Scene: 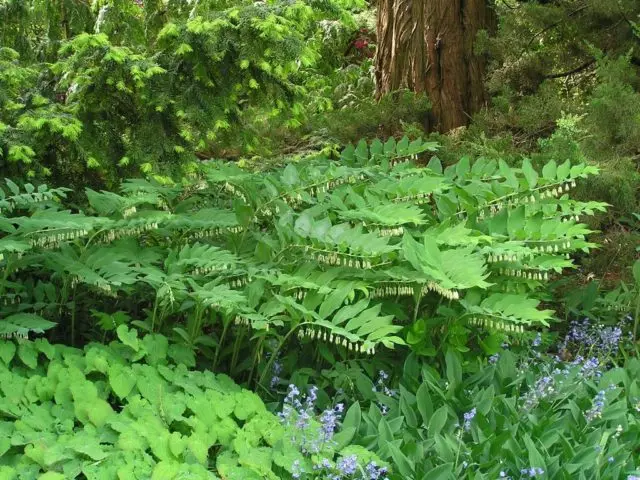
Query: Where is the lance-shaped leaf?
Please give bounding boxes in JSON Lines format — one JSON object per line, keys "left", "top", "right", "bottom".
{"left": 402, "top": 234, "right": 491, "bottom": 290}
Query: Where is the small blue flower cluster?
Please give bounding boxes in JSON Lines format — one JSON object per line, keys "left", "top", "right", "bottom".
{"left": 585, "top": 390, "right": 606, "bottom": 422}
{"left": 279, "top": 385, "right": 331, "bottom": 454}
{"left": 280, "top": 384, "right": 389, "bottom": 480}
{"left": 372, "top": 370, "right": 396, "bottom": 416}
{"left": 579, "top": 356, "right": 601, "bottom": 378}
{"left": 532, "top": 333, "right": 542, "bottom": 347}
{"left": 303, "top": 456, "right": 389, "bottom": 480}
{"left": 559, "top": 317, "right": 628, "bottom": 357}
{"left": 463, "top": 408, "right": 476, "bottom": 431}
{"left": 522, "top": 375, "right": 555, "bottom": 410}
{"left": 520, "top": 352, "right": 608, "bottom": 411}
{"left": 372, "top": 370, "right": 396, "bottom": 397}
{"left": 520, "top": 467, "right": 544, "bottom": 477}
{"left": 271, "top": 359, "right": 283, "bottom": 389}
{"left": 365, "top": 461, "right": 389, "bottom": 479}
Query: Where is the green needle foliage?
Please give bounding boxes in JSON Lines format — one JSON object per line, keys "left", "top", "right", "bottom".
{"left": 0, "top": 0, "right": 364, "bottom": 189}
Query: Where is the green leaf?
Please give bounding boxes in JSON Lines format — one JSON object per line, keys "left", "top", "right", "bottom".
{"left": 168, "top": 344, "right": 196, "bottom": 367}
{"left": 34, "top": 338, "right": 55, "bottom": 360}
{"left": 319, "top": 288, "right": 351, "bottom": 319}
{"left": 445, "top": 349, "right": 462, "bottom": 389}
{"left": 377, "top": 417, "right": 394, "bottom": 445}
{"left": 18, "top": 342, "right": 38, "bottom": 369}
{"left": 633, "top": 260, "right": 640, "bottom": 286}
{"left": 475, "top": 385, "right": 495, "bottom": 415}
{"left": 109, "top": 364, "right": 136, "bottom": 399}
{"left": 387, "top": 444, "right": 414, "bottom": 477}
{"left": 428, "top": 405, "right": 448, "bottom": 437}
{"left": 401, "top": 234, "right": 489, "bottom": 290}
{"left": 523, "top": 435, "right": 546, "bottom": 473}
{"left": 0, "top": 313, "right": 56, "bottom": 336}
{"left": 152, "top": 461, "right": 180, "bottom": 480}
{"left": 416, "top": 383, "right": 433, "bottom": 426}
{"left": 522, "top": 159, "right": 539, "bottom": 189}
{"left": 499, "top": 159, "right": 518, "bottom": 188}
{"left": 5, "top": 179, "right": 20, "bottom": 195}
{"left": 556, "top": 160, "right": 571, "bottom": 180}
{"left": 169, "top": 432, "right": 186, "bottom": 458}
{"left": 86, "top": 399, "right": 114, "bottom": 428}
{"left": 422, "top": 463, "right": 454, "bottom": 480}
{"left": 142, "top": 334, "right": 168, "bottom": 365}
{"left": 342, "top": 401, "right": 361, "bottom": 431}
{"left": 116, "top": 324, "right": 139, "bottom": 352}
{"left": 0, "top": 467, "right": 16, "bottom": 480}
{"left": 427, "top": 157, "right": 443, "bottom": 174}
{"left": 0, "top": 341, "right": 16, "bottom": 365}
{"left": 456, "top": 157, "right": 470, "bottom": 178}
{"left": 333, "top": 427, "right": 356, "bottom": 451}
{"left": 542, "top": 160, "right": 557, "bottom": 181}
{"left": 38, "top": 473, "right": 66, "bottom": 480}
{"left": 281, "top": 164, "right": 299, "bottom": 186}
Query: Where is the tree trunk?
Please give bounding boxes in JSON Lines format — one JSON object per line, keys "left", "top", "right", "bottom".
{"left": 375, "top": 0, "right": 495, "bottom": 132}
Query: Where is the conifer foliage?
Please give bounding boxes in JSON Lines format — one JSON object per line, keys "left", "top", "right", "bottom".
{"left": 0, "top": 0, "right": 357, "bottom": 187}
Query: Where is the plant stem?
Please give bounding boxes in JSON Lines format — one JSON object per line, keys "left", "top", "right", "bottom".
{"left": 151, "top": 297, "right": 159, "bottom": 332}
{"left": 213, "top": 316, "right": 230, "bottom": 371}
{"left": 230, "top": 327, "right": 245, "bottom": 374}
{"left": 70, "top": 284, "right": 77, "bottom": 346}
{"left": 257, "top": 321, "right": 311, "bottom": 387}
{"left": 247, "top": 337, "right": 264, "bottom": 385}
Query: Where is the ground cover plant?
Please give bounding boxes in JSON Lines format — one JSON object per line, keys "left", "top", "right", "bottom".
{"left": 0, "top": 0, "right": 639, "bottom": 479}
{"left": 0, "top": 332, "right": 387, "bottom": 479}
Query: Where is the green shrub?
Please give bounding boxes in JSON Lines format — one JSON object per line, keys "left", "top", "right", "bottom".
{"left": 0, "top": 138, "right": 605, "bottom": 386}
{"left": 0, "top": 0, "right": 362, "bottom": 188}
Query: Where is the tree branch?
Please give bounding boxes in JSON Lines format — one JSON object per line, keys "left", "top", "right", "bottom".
{"left": 543, "top": 59, "right": 595, "bottom": 79}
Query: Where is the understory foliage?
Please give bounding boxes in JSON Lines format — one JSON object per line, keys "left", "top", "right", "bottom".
{"left": 0, "top": 137, "right": 606, "bottom": 384}
{"left": 346, "top": 346, "right": 640, "bottom": 480}
{"left": 1, "top": 0, "right": 639, "bottom": 479}
{"left": 0, "top": 334, "right": 384, "bottom": 479}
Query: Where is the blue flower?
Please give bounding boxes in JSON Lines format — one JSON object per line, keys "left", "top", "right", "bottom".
{"left": 319, "top": 404, "right": 343, "bottom": 442}
{"left": 463, "top": 408, "right": 476, "bottom": 431}
{"left": 286, "top": 385, "right": 300, "bottom": 403}
{"left": 521, "top": 467, "right": 544, "bottom": 477}
{"left": 522, "top": 375, "right": 555, "bottom": 410}
{"left": 292, "top": 459, "right": 303, "bottom": 479}
{"left": 270, "top": 360, "right": 283, "bottom": 389}
{"left": 585, "top": 390, "right": 606, "bottom": 422}
{"left": 373, "top": 370, "right": 396, "bottom": 397}
{"left": 365, "top": 461, "right": 389, "bottom": 480}
{"left": 337, "top": 455, "right": 358, "bottom": 476}
{"left": 533, "top": 333, "right": 542, "bottom": 347}
{"left": 306, "top": 386, "right": 318, "bottom": 409}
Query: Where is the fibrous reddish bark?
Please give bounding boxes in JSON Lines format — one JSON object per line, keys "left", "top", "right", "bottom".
{"left": 375, "top": 0, "right": 495, "bottom": 132}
